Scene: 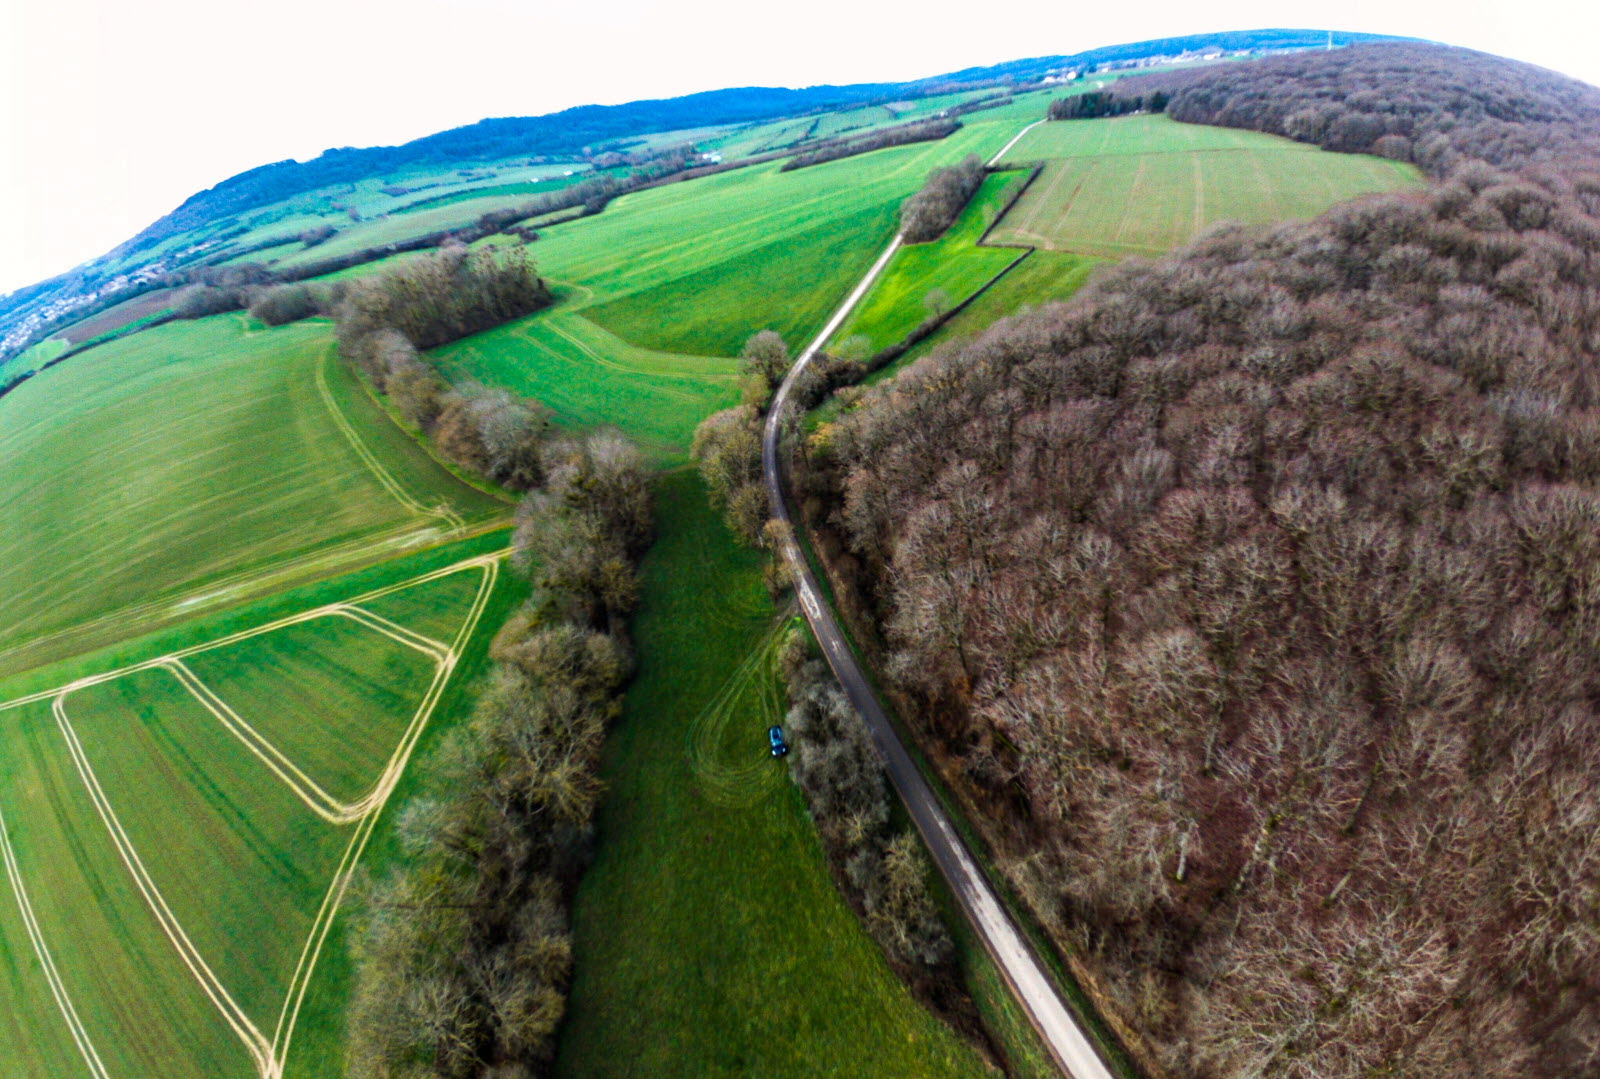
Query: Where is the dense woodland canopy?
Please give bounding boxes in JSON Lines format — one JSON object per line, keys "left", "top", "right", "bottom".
{"left": 817, "top": 42, "right": 1600, "bottom": 1078}
{"left": 1109, "top": 42, "right": 1600, "bottom": 173}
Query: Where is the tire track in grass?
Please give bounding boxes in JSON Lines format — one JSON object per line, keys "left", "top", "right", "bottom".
{"left": 0, "top": 807, "right": 111, "bottom": 1079}
{"left": 50, "top": 692, "right": 279, "bottom": 1078}
{"left": 685, "top": 619, "right": 787, "bottom": 809}
{"left": 0, "top": 554, "right": 502, "bottom": 1079}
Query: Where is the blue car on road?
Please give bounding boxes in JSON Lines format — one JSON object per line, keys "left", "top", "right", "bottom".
{"left": 768, "top": 725, "right": 789, "bottom": 758}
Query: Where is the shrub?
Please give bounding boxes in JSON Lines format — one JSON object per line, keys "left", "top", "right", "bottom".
{"left": 171, "top": 284, "right": 245, "bottom": 319}
{"left": 247, "top": 282, "right": 318, "bottom": 326}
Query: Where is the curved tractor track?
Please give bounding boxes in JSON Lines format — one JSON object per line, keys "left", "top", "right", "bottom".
{"left": 761, "top": 118, "right": 1115, "bottom": 1079}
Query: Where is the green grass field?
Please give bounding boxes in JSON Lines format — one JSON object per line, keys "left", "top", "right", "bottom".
{"left": 863, "top": 250, "right": 1099, "bottom": 387}
{"left": 0, "top": 315, "right": 505, "bottom": 677}
{"left": 586, "top": 198, "right": 901, "bottom": 357}
{"left": 0, "top": 538, "right": 510, "bottom": 1079}
{"left": 432, "top": 301, "right": 740, "bottom": 460}
{"left": 0, "top": 337, "right": 66, "bottom": 382}
{"left": 435, "top": 107, "right": 1059, "bottom": 467}
{"left": 552, "top": 109, "right": 1048, "bottom": 360}
{"left": 830, "top": 171, "right": 1025, "bottom": 354}
{"left": 554, "top": 472, "right": 990, "bottom": 1079}
{"left": 989, "top": 113, "right": 1424, "bottom": 257}
{"left": 0, "top": 93, "right": 1091, "bottom": 1079}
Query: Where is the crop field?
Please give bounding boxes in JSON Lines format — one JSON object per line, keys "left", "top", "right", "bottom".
{"left": 831, "top": 171, "right": 1025, "bottom": 354}
{"left": 586, "top": 199, "right": 901, "bottom": 357}
{"left": 555, "top": 472, "right": 989, "bottom": 1079}
{"left": 0, "top": 315, "right": 505, "bottom": 677}
{"left": 0, "top": 547, "right": 506, "bottom": 1079}
{"left": 49, "top": 288, "right": 176, "bottom": 345}
{"left": 269, "top": 195, "right": 537, "bottom": 268}
{"left": 553, "top": 114, "right": 1035, "bottom": 356}
{"left": 989, "top": 113, "right": 1425, "bottom": 257}
{"left": 0, "top": 337, "right": 66, "bottom": 382}
{"left": 704, "top": 116, "right": 817, "bottom": 159}
{"left": 433, "top": 303, "right": 739, "bottom": 460}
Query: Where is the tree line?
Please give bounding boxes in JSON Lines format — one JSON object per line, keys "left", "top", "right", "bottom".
{"left": 801, "top": 44, "right": 1600, "bottom": 1079}
{"left": 1048, "top": 89, "right": 1169, "bottom": 121}
{"left": 777, "top": 625, "right": 978, "bottom": 1032}
{"left": 335, "top": 246, "right": 555, "bottom": 488}
{"left": 900, "top": 154, "right": 987, "bottom": 243}
{"left": 349, "top": 432, "right": 653, "bottom": 1079}
{"left": 782, "top": 118, "right": 961, "bottom": 171}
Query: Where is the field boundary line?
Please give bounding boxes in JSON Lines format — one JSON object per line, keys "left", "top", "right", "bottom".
{"left": 271, "top": 557, "right": 500, "bottom": 1071}
{"left": 0, "top": 806, "right": 111, "bottom": 1079}
{"left": 0, "top": 553, "right": 504, "bottom": 715}
{"left": 316, "top": 347, "right": 466, "bottom": 533}
{"left": 50, "top": 692, "right": 279, "bottom": 1077}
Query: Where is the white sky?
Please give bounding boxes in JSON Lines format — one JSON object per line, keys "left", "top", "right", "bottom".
{"left": 3, "top": 0, "right": 1599, "bottom": 296}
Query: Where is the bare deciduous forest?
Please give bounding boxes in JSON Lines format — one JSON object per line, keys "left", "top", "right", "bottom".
{"left": 1110, "top": 41, "right": 1600, "bottom": 173}
{"left": 901, "top": 155, "right": 988, "bottom": 243}
{"left": 812, "top": 43, "right": 1600, "bottom": 1079}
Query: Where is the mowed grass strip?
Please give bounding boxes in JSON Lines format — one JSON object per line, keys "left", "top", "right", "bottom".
{"left": 0, "top": 316, "right": 501, "bottom": 677}
{"left": 555, "top": 472, "right": 988, "bottom": 1079}
{"left": 433, "top": 306, "right": 739, "bottom": 460}
{"left": 831, "top": 171, "right": 1024, "bottom": 354}
{"left": 989, "top": 113, "right": 1425, "bottom": 257}
{"left": 0, "top": 698, "right": 260, "bottom": 1079}
{"left": 180, "top": 610, "right": 446, "bottom": 805}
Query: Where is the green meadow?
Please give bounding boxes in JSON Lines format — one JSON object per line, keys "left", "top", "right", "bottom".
{"left": 432, "top": 303, "right": 740, "bottom": 460}
{"left": 555, "top": 472, "right": 990, "bottom": 1079}
{"left": 862, "top": 250, "right": 1100, "bottom": 387}
{"left": 989, "top": 112, "right": 1425, "bottom": 257}
{"left": 0, "top": 315, "right": 504, "bottom": 677}
{"left": 831, "top": 170, "right": 1025, "bottom": 354}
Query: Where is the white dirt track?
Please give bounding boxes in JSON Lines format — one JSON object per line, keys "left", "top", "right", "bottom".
{"left": 0, "top": 552, "right": 502, "bottom": 1079}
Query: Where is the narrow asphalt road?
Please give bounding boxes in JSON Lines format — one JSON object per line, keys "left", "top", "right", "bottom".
{"left": 761, "top": 120, "right": 1115, "bottom": 1079}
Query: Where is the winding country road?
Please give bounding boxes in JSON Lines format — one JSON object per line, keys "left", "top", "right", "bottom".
{"left": 762, "top": 119, "right": 1115, "bottom": 1079}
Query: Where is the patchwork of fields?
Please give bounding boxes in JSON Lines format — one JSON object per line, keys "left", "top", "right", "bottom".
{"left": 0, "top": 76, "right": 1449, "bottom": 1079}
{"left": 990, "top": 112, "right": 1425, "bottom": 256}
{"left": 0, "top": 316, "right": 506, "bottom": 677}
{"left": 0, "top": 551, "right": 504, "bottom": 1078}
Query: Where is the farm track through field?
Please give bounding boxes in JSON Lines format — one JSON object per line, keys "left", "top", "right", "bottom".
{"left": 0, "top": 553, "right": 503, "bottom": 1079}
